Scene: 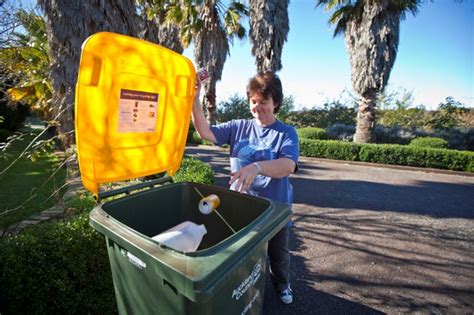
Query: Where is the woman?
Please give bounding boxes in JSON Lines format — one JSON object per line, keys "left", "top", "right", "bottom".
{"left": 192, "top": 71, "right": 299, "bottom": 305}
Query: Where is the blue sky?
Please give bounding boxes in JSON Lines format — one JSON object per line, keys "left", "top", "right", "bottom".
{"left": 185, "top": 0, "right": 473, "bottom": 110}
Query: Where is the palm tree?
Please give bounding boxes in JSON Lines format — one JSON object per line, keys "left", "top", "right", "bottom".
{"left": 249, "top": 0, "right": 289, "bottom": 73}
{"left": 1, "top": 9, "right": 52, "bottom": 120}
{"left": 38, "top": 0, "right": 142, "bottom": 148}
{"left": 317, "top": 0, "right": 422, "bottom": 143}
{"left": 166, "top": 0, "right": 247, "bottom": 125}
{"left": 136, "top": 0, "right": 184, "bottom": 53}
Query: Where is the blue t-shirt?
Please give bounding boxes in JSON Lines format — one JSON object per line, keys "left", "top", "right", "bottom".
{"left": 210, "top": 119, "right": 299, "bottom": 204}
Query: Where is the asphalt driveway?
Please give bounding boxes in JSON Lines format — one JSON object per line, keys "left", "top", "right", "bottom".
{"left": 185, "top": 145, "right": 474, "bottom": 314}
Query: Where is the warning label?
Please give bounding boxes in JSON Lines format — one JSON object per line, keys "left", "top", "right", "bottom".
{"left": 117, "top": 89, "right": 159, "bottom": 133}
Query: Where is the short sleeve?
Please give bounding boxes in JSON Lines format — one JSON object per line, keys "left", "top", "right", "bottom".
{"left": 279, "top": 126, "right": 299, "bottom": 171}
{"left": 210, "top": 120, "right": 234, "bottom": 146}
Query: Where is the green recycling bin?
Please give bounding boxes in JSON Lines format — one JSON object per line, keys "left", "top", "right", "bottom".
{"left": 75, "top": 32, "right": 292, "bottom": 314}
{"left": 89, "top": 179, "right": 291, "bottom": 314}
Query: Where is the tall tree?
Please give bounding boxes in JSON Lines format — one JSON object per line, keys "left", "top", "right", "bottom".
{"left": 317, "top": 0, "right": 422, "bottom": 143}
{"left": 249, "top": 0, "right": 290, "bottom": 73}
{"left": 0, "top": 0, "right": 19, "bottom": 49}
{"left": 166, "top": 0, "right": 247, "bottom": 125}
{"left": 136, "top": 0, "right": 184, "bottom": 53}
{"left": 1, "top": 9, "right": 52, "bottom": 120}
{"left": 37, "top": 0, "right": 141, "bottom": 147}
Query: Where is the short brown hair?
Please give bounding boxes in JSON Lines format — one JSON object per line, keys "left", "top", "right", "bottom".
{"left": 247, "top": 71, "right": 283, "bottom": 113}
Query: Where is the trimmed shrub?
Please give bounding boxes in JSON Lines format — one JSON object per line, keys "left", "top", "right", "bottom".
{"left": 0, "top": 214, "right": 116, "bottom": 314}
{"left": 186, "top": 124, "right": 214, "bottom": 146}
{"left": 297, "top": 127, "right": 328, "bottom": 140}
{"left": 359, "top": 144, "right": 474, "bottom": 172}
{"left": 299, "top": 139, "right": 360, "bottom": 161}
{"left": 300, "top": 139, "right": 474, "bottom": 172}
{"left": 171, "top": 155, "right": 215, "bottom": 185}
{"left": 409, "top": 137, "right": 449, "bottom": 149}
{"left": 186, "top": 124, "right": 201, "bottom": 144}
{"left": 190, "top": 130, "right": 203, "bottom": 144}
{"left": 358, "top": 143, "right": 422, "bottom": 166}
{"left": 186, "top": 125, "right": 214, "bottom": 146}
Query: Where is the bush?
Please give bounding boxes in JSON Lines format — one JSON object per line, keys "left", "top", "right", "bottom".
{"left": 187, "top": 124, "right": 216, "bottom": 146}
{"left": 0, "top": 214, "right": 116, "bottom": 314}
{"left": 188, "top": 130, "right": 203, "bottom": 145}
{"left": 358, "top": 144, "right": 472, "bottom": 171}
{"left": 216, "top": 94, "right": 252, "bottom": 122}
{"left": 0, "top": 99, "right": 29, "bottom": 132}
{"left": 425, "top": 97, "right": 470, "bottom": 130}
{"left": 284, "top": 102, "right": 356, "bottom": 129}
{"left": 299, "top": 139, "right": 474, "bottom": 172}
{"left": 171, "top": 155, "right": 215, "bottom": 185}
{"left": 409, "top": 137, "right": 449, "bottom": 149}
{"left": 358, "top": 143, "right": 418, "bottom": 166}
{"left": 0, "top": 128, "right": 12, "bottom": 142}
{"left": 0, "top": 156, "right": 215, "bottom": 314}
{"left": 299, "top": 139, "right": 360, "bottom": 161}
{"left": 373, "top": 125, "right": 416, "bottom": 145}
{"left": 186, "top": 123, "right": 198, "bottom": 144}
{"left": 325, "top": 123, "right": 355, "bottom": 141}
{"left": 297, "top": 127, "right": 328, "bottom": 140}
{"left": 433, "top": 128, "right": 474, "bottom": 151}
{"left": 369, "top": 125, "right": 473, "bottom": 151}
{"left": 378, "top": 107, "right": 428, "bottom": 129}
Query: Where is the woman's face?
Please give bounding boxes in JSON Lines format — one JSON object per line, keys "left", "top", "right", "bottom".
{"left": 249, "top": 92, "right": 277, "bottom": 126}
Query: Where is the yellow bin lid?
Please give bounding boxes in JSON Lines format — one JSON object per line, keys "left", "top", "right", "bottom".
{"left": 75, "top": 32, "right": 196, "bottom": 196}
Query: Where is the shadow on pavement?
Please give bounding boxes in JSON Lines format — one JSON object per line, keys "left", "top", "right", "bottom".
{"left": 291, "top": 176, "right": 474, "bottom": 219}
{"left": 290, "top": 207, "right": 474, "bottom": 313}
{"left": 263, "top": 227, "right": 384, "bottom": 315}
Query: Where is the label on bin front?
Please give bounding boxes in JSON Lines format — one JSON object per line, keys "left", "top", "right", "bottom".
{"left": 241, "top": 290, "right": 260, "bottom": 315}
{"left": 231, "top": 259, "right": 262, "bottom": 300}
{"left": 117, "top": 89, "right": 159, "bottom": 133}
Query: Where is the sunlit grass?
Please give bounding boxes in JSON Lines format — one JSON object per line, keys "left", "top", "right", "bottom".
{"left": 0, "top": 128, "right": 67, "bottom": 231}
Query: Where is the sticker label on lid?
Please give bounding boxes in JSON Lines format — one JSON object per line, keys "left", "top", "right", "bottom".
{"left": 118, "top": 89, "right": 159, "bottom": 133}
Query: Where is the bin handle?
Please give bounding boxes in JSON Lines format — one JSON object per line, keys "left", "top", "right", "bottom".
{"left": 97, "top": 176, "right": 174, "bottom": 202}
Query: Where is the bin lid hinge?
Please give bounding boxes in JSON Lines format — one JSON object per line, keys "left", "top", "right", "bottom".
{"left": 96, "top": 176, "right": 174, "bottom": 202}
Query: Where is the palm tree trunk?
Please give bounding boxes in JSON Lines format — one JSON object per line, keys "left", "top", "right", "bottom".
{"left": 138, "top": 2, "right": 183, "bottom": 53}
{"left": 343, "top": 0, "right": 400, "bottom": 144}
{"left": 194, "top": 2, "right": 229, "bottom": 126}
{"left": 249, "top": 0, "right": 289, "bottom": 72}
{"left": 204, "top": 80, "right": 217, "bottom": 125}
{"left": 38, "top": 0, "right": 142, "bottom": 148}
{"left": 353, "top": 91, "right": 376, "bottom": 143}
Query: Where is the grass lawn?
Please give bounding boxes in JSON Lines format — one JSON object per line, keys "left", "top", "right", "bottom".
{"left": 0, "top": 128, "right": 67, "bottom": 231}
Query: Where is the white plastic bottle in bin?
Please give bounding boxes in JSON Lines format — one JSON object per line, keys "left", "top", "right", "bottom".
{"left": 152, "top": 221, "right": 207, "bottom": 252}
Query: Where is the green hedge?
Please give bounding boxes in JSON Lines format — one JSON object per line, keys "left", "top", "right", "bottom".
{"left": 409, "top": 136, "right": 449, "bottom": 149}
{"left": 299, "top": 139, "right": 360, "bottom": 161}
{"left": 0, "top": 156, "right": 215, "bottom": 314}
{"left": 0, "top": 213, "right": 115, "bottom": 314}
{"left": 186, "top": 130, "right": 215, "bottom": 146}
{"left": 300, "top": 139, "right": 474, "bottom": 172}
{"left": 171, "top": 155, "right": 214, "bottom": 184}
{"left": 297, "top": 127, "right": 328, "bottom": 140}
